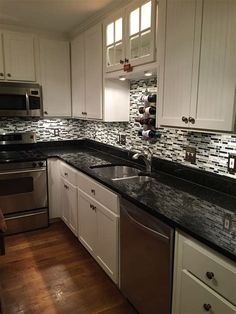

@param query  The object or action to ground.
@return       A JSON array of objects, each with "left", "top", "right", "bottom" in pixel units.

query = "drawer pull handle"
[
  {"left": 203, "top": 304, "right": 212, "bottom": 311},
  {"left": 91, "top": 189, "right": 95, "bottom": 195},
  {"left": 64, "top": 172, "right": 68, "bottom": 176},
  {"left": 182, "top": 116, "right": 188, "bottom": 124},
  {"left": 206, "top": 272, "right": 214, "bottom": 280}
]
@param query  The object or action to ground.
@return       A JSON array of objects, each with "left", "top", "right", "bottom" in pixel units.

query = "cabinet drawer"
[
  {"left": 60, "top": 161, "right": 78, "bottom": 186},
  {"left": 77, "top": 172, "right": 119, "bottom": 214},
  {"left": 182, "top": 238, "right": 236, "bottom": 305},
  {"left": 180, "top": 270, "right": 236, "bottom": 314}
]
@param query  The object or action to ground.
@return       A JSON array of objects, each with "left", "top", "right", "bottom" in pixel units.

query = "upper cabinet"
[
  {"left": 158, "top": 0, "right": 236, "bottom": 132},
  {"left": 0, "top": 31, "right": 37, "bottom": 82},
  {"left": 71, "top": 23, "right": 103, "bottom": 119},
  {"left": 39, "top": 38, "right": 71, "bottom": 117},
  {"left": 71, "top": 23, "right": 130, "bottom": 122},
  {"left": 104, "top": 0, "right": 157, "bottom": 73}
]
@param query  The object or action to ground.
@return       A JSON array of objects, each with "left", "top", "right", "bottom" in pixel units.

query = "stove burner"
[{"left": 0, "top": 150, "right": 45, "bottom": 162}]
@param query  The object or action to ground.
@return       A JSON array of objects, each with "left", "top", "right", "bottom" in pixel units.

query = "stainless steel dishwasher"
[{"left": 120, "top": 198, "right": 174, "bottom": 314}]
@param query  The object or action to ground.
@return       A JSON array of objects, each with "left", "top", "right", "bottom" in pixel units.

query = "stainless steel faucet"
[{"left": 132, "top": 148, "right": 153, "bottom": 172}]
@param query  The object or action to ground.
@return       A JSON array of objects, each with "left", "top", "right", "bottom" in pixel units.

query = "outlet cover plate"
[
  {"left": 228, "top": 154, "right": 236, "bottom": 174},
  {"left": 185, "top": 146, "right": 196, "bottom": 164}
]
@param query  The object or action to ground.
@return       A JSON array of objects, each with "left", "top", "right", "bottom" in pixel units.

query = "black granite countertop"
[{"left": 2, "top": 139, "right": 236, "bottom": 261}]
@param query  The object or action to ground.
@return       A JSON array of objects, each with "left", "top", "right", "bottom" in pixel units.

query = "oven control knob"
[
  {"left": 32, "top": 162, "right": 37, "bottom": 168},
  {"left": 38, "top": 162, "right": 44, "bottom": 167}
]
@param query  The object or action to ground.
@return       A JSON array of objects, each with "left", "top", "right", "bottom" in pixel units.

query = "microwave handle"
[{"left": 26, "top": 92, "right": 30, "bottom": 114}]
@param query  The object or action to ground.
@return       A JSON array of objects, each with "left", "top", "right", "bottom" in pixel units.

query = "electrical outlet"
[
  {"left": 185, "top": 146, "right": 196, "bottom": 164},
  {"left": 120, "top": 134, "right": 126, "bottom": 145},
  {"left": 54, "top": 129, "right": 59, "bottom": 137},
  {"left": 223, "top": 214, "right": 232, "bottom": 231},
  {"left": 228, "top": 154, "right": 236, "bottom": 174}
]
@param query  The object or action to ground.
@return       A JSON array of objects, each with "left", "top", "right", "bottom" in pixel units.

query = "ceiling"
[{"left": 0, "top": 0, "right": 126, "bottom": 34}]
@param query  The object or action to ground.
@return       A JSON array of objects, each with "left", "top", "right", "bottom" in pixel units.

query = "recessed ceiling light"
[
  {"left": 119, "top": 76, "right": 126, "bottom": 81},
  {"left": 144, "top": 71, "right": 152, "bottom": 77}
]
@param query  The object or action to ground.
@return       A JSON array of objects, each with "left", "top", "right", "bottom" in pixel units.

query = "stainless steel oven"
[
  {"left": 0, "top": 82, "right": 42, "bottom": 117},
  {"left": 0, "top": 161, "right": 48, "bottom": 234}
]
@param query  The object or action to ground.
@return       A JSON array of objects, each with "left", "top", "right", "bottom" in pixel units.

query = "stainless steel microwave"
[{"left": 0, "top": 82, "right": 42, "bottom": 117}]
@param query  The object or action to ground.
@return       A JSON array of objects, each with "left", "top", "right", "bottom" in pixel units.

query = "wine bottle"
[
  {"left": 140, "top": 94, "right": 157, "bottom": 103},
  {"left": 138, "top": 106, "right": 156, "bottom": 115},
  {"left": 135, "top": 117, "right": 156, "bottom": 126},
  {"left": 138, "top": 129, "right": 161, "bottom": 139}
]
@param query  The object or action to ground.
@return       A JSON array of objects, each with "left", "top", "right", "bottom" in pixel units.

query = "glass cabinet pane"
[
  {"left": 107, "top": 46, "right": 115, "bottom": 66},
  {"left": 141, "top": 1, "right": 152, "bottom": 31},
  {"left": 106, "top": 22, "right": 114, "bottom": 46},
  {"left": 141, "top": 30, "right": 151, "bottom": 56},
  {"left": 130, "top": 35, "right": 139, "bottom": 59},
  {"left": 114, "top": 42, "right": 123, "bottom": 64},
  {"left": 115, "top": 18, "right": 122, "bottom": 42},
  {"left": 130, "top": 8, "right": 140, "bottom": 35}
]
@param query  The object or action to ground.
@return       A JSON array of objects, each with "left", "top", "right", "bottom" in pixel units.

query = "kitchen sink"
[
  {"left": 112, "top": 175, "right": 152, "bottom": 183},
  {"left": 90, "top": 165, "right": 141, "bottom": 179}
]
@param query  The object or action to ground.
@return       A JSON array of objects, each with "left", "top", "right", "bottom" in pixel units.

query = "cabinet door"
[
  {"left": 126, "top": 0, "right": 156, "bottom": 67},
  {"left": 179, "top": 270, "right": 236, "bottom": 314},
  {"left": 104, "top": 11, "right": 125, "bottom": 72},
  {"left": 78, "top": 190, "right": 97, "bottom": 254},
  {"left": 190, "top": 0, "right": 236, "bottom": 131},
  {"left": 47, "top": 158, "right": 61, "bottom": 219},
  {"left": 61, "top": 178, "right": 78, "bottom": 236},
  {"left": 61, "top": 179, "right": 70, "bottom": 226},
  {"left": 96, "top": 204, "right": 119, "bottom": 283},
  {"left": 158, "top": 0, "right": 198, "bottom": 128},
  {"left": 0, "top": 34, "right": 4, "bottom": 80},
  {"left": 85, "top": 23, "right": 103, "bottom": 119},
  {"left": 39, "top": 39, "right": 71, "bottom": 117},
  {"left": 4, "top": 32, "right": 36, "bottom": 81},
  {"left": 71, "top": 33, "right": 86, "bottom": 118}
]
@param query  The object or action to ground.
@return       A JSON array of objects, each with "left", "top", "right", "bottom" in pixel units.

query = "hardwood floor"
[{"left": 0, "top": 222, "right": 137, "bottom": 314}]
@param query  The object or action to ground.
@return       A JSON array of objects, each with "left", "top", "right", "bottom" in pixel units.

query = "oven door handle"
[{"left": 0, "top": 168, "right": 46, "bottom": 176}]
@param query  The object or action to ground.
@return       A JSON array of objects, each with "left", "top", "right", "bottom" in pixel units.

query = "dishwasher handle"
[{"left": 121, "top": 201, "right": 172, "bottom": 242}]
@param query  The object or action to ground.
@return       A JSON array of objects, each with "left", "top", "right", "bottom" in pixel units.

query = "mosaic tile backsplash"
[{"left": 0, "top": 78, "right": 235, "bottom": 178}]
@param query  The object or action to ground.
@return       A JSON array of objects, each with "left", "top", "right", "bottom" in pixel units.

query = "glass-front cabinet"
[{"left": 104, "top": 0, "right": 157, "bottom": 73}]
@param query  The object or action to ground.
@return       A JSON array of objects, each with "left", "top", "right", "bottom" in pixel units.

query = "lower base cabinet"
[
  {"left": 78, "top": 189, "right": 119, "bottom": 283},
  {"left": 172, "top": 231, "right": 236, "bottom": 314},
  {"left": 61, "top": 178, "right": 78, "bottom": 236}
]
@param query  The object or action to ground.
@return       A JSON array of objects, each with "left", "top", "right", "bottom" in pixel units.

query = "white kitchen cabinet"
[
  {"left": 71, "top": 23, "right": 102, "bottom": 119},
  {"left": 78, "top": 188, "right": 119, "bottom": 283},
  {"left": 77, "top": 191, "right": 97, "bottom": 255},
  {"left": 172, "top": 231, "right": 236, "bottom": 314},
  {"left": 71, "top": 23, "right": 129, "bottom": 122},
  {"left": 158, "top": 0, "right": 236, "bottom": 132},
  {"left": 39, "top": 38, "right": 71, "bottom": 117},
  {"left": 0, "top": 31, "right": 36, "bottom": 82},
  {"left": 71, "top": 33, "right": 85, "bottom": 118},
  {"left": 47, "top": 158, "right": 62, "bottom": 220},
  {"left": 61, "top": 178, "right": 78, "bottom": 236},
  {"left": 104, "top": 0, "right": 157, "bottom": 73},
  {"left": 0, "top": 34, "right": 4, "bottom": 80}
]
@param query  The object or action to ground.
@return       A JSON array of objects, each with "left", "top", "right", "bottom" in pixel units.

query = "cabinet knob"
[
  {"left": 44, "top": 111, "right": 48, "bottom": 115},
  {"left": 64, "top": 184, "right": 69, "bottom": 189},
  {"left": 206, "top": 271, "right": 214, "bottom": 280},
  {"left": 182, "top": 116, "right": 188, "bottom": 123},
  {"left": 7, "top": 73, "right": 11, "bottom": 77},
  {"left": 189, "top": 117, "right": 195, "bottom": 124},
  {"left": 120, "top": 59, "right": 124, "bottom": 64},
  {"left": 0, "top": 73, "right": 4, "bottom": 77},
  {"left": 125, "top": 58, "right": 129, "bottom": 63},
  {"left": 203, "top": 304, "right": 212, "bottom": 311},
  {"left": 64, "top": 172, "right": 68, "bottom": 176},
  {"left": 91, "top": 189, "right": 95, "bottom": 195},
  {"left": 82, "top": 112, "right": 87, "bottom": 115}
]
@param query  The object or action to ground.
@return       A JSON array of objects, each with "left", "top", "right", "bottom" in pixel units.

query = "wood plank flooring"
[{"left": 0, "top": 222, "right": 137, "bottom": 314}]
